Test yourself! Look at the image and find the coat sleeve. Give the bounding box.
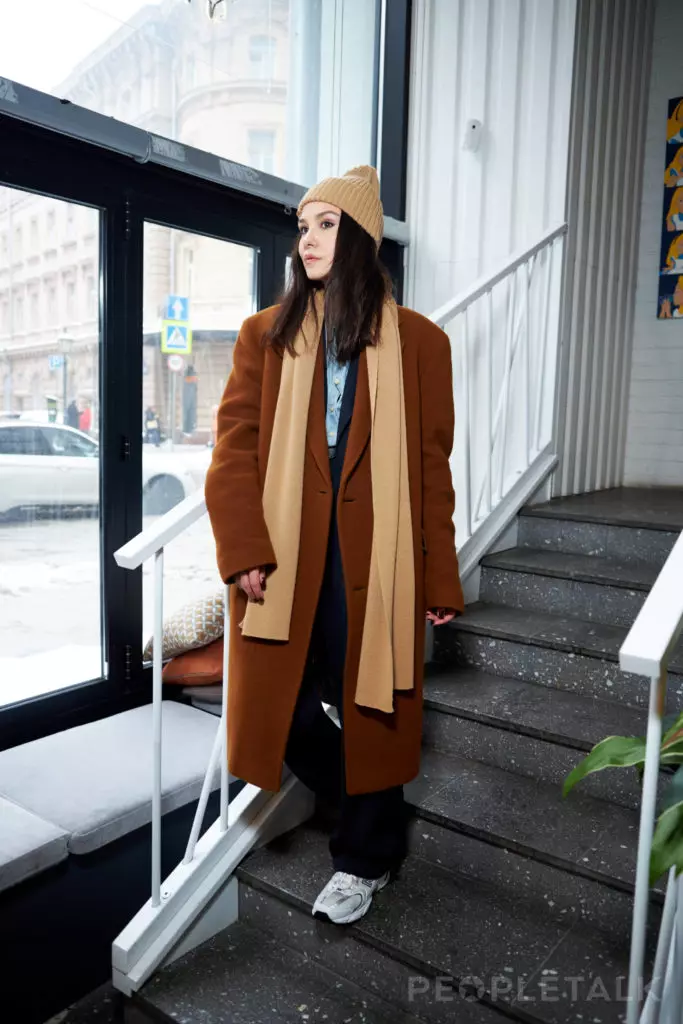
[204,320,276,584]
[419,326,465,612]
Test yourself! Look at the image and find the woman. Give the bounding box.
[205,165,464,925]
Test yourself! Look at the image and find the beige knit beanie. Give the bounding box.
[297,165,384,247]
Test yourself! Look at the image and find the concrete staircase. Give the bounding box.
[127,488,683,1024]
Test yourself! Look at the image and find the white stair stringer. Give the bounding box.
[111,775,314,994]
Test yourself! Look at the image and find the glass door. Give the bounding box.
[0,185,103,705]
[141,223,259,649]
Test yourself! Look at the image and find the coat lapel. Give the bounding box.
[308,338,332,487]
[340,349,371,491]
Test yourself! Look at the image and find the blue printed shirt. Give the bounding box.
[325,327,349,453]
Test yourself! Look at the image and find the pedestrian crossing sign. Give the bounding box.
[161,319,193,355]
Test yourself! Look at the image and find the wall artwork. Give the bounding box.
[658,97,683,318]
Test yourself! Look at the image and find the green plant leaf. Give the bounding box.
[661,712,683,763]
[662,711,683,742]
[563,736,647,798]
[662,712,681,733]
[661,765,683,814]
[650,798,683,885]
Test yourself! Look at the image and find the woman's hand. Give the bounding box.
[236,567,267,602]
[426,608,456,626]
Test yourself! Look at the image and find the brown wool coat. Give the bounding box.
[204,304,465,795]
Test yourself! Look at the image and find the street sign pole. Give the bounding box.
[171,370,177,445]
[161,296,191,443]
[166,365,173,446]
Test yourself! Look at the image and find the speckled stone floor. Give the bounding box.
[523,486,683,531]
[42,984,150,1024]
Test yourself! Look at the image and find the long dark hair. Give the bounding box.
[266,212,393,362]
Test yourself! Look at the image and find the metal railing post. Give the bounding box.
[626,668,667,1024]
[461,309,472,540]
[641,867,678,1024]
[220,583,230,832]
[151,547,164,908]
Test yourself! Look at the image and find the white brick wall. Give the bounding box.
[624,0,683,486]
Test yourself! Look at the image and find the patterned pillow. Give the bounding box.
[143,590,226,662]
[163,638,224,685]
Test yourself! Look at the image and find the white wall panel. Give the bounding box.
[553,0,656,495]
[624,0,683,487]
[406,0,576,315]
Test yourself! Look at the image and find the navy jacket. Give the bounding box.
[309,342,360,706]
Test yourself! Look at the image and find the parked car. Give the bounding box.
[0,421,200,517]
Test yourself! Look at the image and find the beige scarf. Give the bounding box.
[241,292,415,714]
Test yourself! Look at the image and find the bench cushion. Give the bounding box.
[0,702,220,855]
[0,796,69,893]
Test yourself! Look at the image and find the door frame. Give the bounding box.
[0,115,298,747]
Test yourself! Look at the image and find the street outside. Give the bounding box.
[0,446,222,705]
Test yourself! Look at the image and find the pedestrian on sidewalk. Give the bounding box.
[205,165,464,926]
[65,399,80,429]
[79,400,92,434]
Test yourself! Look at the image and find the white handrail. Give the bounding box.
[621,532,683,678]
[113,486,225,912]
[114,490,207,570]
[619,531,683,1024]
[220,585,230,833]
[151,549,164,907]
[436,224,565,556]
[429,222,567,328]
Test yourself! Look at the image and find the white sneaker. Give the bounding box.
[312,870,390,925]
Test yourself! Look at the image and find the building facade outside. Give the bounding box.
[0,0,378,438]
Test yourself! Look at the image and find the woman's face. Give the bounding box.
[298,201,341,281]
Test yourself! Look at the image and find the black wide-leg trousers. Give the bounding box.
[284,625,409,881]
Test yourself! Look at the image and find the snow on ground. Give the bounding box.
[0,499,221,707]
[0,646,103,705]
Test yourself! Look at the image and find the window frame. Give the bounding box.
[377,0,412,221]
[0,1,412,235]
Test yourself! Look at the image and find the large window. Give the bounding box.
[0,186,102,708]
[140,224,257,647]
[2,0,381,187]
[248,129,276,175]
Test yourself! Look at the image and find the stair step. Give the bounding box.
[480,549,653,628]
[436,603,683,710]
[424,666,647,749]
[518,513,679,568]
[138,917,427,1024]
[407,747,665,895]
[236,818,660,1024]
[517,488,682,570]
[482,547,659,590]
[421,669,650,810]
[452,602,683,670]
[522,487,683,531]
[238,880,507,1024]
